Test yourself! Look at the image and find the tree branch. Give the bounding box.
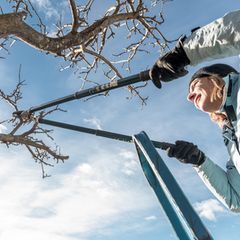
[68,0,79,34]
[0,132,69,161]
[0,10,141,55]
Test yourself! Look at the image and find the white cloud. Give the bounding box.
[118,149,135,159]
[194,199,225,221]
[118,149,138,176]
[0,144,156,239]
[83,117,103,130]
[31,0,59,19]
[32,0,49,8]
[77,163,94,175]
[144,215,157,221]
[0,124,7,133]
[0,229,73,240]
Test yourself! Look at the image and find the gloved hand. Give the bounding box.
[150,37,190,88]
[166,140,205,167]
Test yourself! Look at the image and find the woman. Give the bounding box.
[166,63,240,212]
[150,9,240,212]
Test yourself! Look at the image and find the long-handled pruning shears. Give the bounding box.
[13,69,173,150]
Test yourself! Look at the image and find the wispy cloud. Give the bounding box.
[31,0,59,19]
[194,199,225,221]
[119,149,138,176]
[83,117,103,130]
[144,215,157,221]
[0,124,7,133]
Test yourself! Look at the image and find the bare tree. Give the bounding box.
[0,0,173,176]
[0,66,69,177]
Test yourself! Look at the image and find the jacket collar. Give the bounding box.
[219,73,238,123]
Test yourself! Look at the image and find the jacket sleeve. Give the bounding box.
[194,156,240,212]
[183,9,240,65]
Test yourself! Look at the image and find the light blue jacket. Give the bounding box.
[183,9,240,65]
[195,73,240,212]
[182,9,240,212]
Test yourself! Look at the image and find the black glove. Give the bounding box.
[166,140,205,167]
[150,37,190,88]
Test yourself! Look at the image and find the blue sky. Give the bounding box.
[0,0,240,239]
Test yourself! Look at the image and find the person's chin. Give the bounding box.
[200,105,213,113]
[197,103,209,113]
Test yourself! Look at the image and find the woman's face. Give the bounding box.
[187,77,223,113]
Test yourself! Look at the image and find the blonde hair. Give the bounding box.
[207,75,228,128]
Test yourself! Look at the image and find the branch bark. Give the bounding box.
[0,133,69,161]
[68,0,79,34]
[0,10,141,55]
